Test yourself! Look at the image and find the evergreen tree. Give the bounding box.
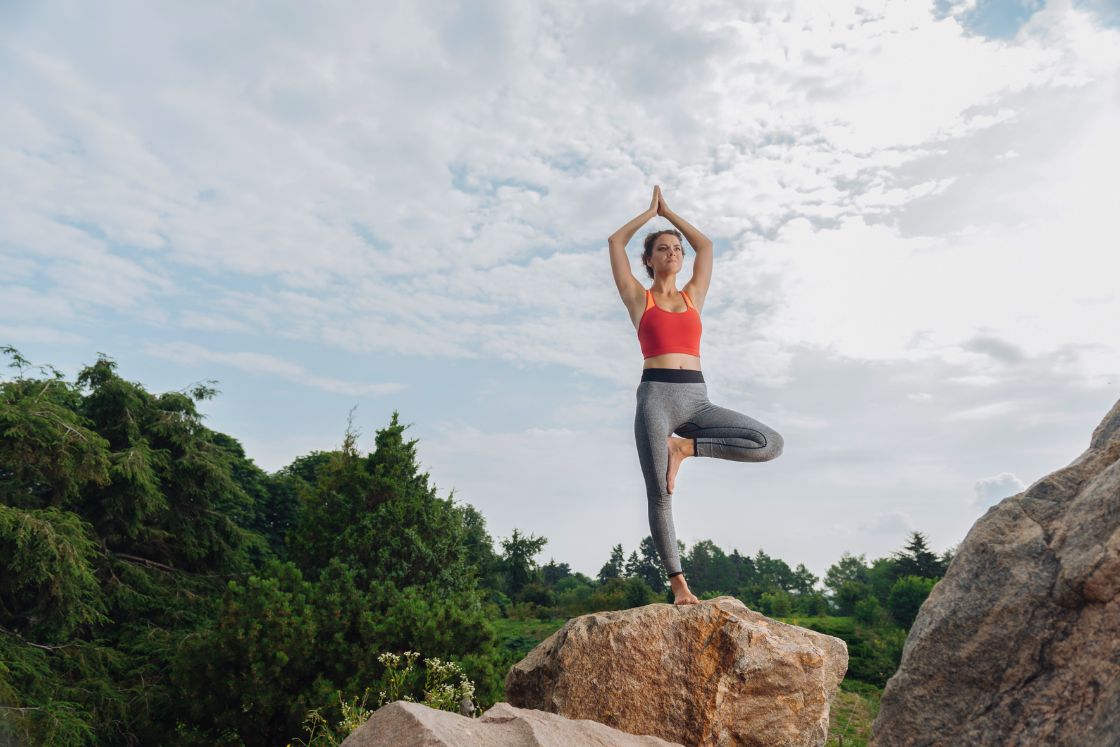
[790,563,819,595]
[634,536,667,593]
[892,531,944,579]
[623,550,641,578]
[461,504,502,589]
[728,548,758,590]
[887,575,938,628]
[824,552,872,615]
[683,539,734,595]
[540,558,572,586]
[0,348,262,745]
[499,528,547,596]
[597,543,625,583]
[0,349,504,745]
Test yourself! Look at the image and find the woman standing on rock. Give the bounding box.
[608,185,785,606]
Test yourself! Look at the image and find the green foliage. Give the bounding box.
[1,350,507,745]
[854,596,887,626]
[0,349,267,746]
[288,651,478,747]
[758,589,794,617]
[622,576,657,608]
[373,650,477,711]
[287,412,480,594]
[597,543,625,583]
[845,624,908,687]
[887,575,937,628]
[633,536,668,593]
[499,529,547,597]
[0,506,109,640]
[287,690,377,747]
[891,532,946,579]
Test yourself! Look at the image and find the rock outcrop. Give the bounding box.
[506,595,847,747]
[871,398,1120,746]
[339,700,682,746]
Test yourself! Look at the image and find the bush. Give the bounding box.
[290,650,478,747]
[887,576,937,628]
[854,596,887,626]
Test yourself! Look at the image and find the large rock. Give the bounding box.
[339,699,682,746]
[506,596,847,747]
[871,398,1120,746]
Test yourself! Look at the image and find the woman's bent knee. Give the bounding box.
[767,431,784,460]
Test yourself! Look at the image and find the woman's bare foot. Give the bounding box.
[665,436,694,494]
[670,574,700,605]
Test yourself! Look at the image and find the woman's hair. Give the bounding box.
[641,229,684,279]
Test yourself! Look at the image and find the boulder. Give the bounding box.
[506,595,847,747]
[339,699,682,746]
[871,398,1120,746]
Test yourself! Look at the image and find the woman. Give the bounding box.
[608,185,784,606]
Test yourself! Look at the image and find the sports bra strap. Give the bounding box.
[644,289,655,311]
[681,290,694,310]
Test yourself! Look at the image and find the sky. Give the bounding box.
[2,0,1118,585]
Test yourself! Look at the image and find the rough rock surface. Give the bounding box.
[506,595,847,747]
[871,398,1120,747]
[339,699,682,746]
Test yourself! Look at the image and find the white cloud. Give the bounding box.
[0,324,88,345]
[144,341,404,396]
[973,471,1026,508]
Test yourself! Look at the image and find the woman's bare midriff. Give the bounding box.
[643,353,702,371]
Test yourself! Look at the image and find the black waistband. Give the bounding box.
[641,368,705,383]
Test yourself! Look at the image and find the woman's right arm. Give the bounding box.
[608,186,658,306]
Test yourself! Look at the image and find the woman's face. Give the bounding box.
[647,234,684,275]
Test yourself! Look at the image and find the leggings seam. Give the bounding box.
[679,423,768,448]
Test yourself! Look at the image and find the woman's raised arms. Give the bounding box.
[608,186,659,318]
[657,189,713,314]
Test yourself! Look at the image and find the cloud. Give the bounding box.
[4,0,1118,392]
[0,324,88,345]
[961,335,1027,364]
[857,511,914,537]
[144,341,404,396]
[973,471,1026,508]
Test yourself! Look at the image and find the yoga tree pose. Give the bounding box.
[608,185,785,606]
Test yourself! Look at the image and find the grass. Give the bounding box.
[827,680,882,746]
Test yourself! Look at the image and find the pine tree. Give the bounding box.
[634,536,667,593]
[499,528,547,596]
[623,550,641,578]
[597,543,625,583]
[891,531,944,579]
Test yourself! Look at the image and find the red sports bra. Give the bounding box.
[637,289,702,358]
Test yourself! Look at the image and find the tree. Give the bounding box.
[540,558,572,586]
[789,563,819,596]
[824,552,870,593]
[289,411,480,593]
[634,536,667,593]
[499,528,547,596]
[623,550,641,578]
[0,348,262,744]
[597,543,625,583]
[623,577,656,608]
[891,531,945,579]
[460,503,502,590]
[887,575,937,628]
[683,540,734,595]
[825,552,873,615]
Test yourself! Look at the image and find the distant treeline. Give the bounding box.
[0,347,952,746]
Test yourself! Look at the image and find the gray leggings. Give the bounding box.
[634,368,784,578]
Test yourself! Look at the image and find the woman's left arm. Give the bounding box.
[658,192,713,312]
